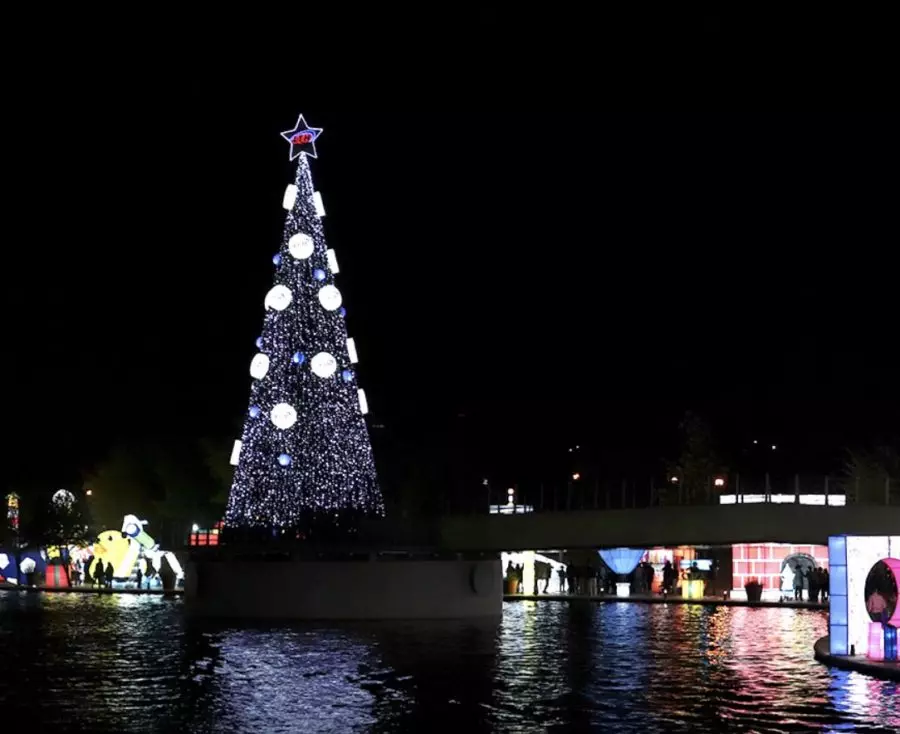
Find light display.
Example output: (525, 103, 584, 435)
(250, 353, 270, 379)
(599, 548, 645, 575)
(326, 249, 339, 273)
(52, 489, 76, 510)
(317, 284, 342, 311)
(5, 492, 19, 530)
(225, 115, 383, 530)
(280, 113, 323, 160)
(289, 233, 314, 260)
(282, 184, 298, 211)
(346, 338, 359, 364)
(310, 352, 337, 378)
(265, 284, 293, 311)
(270, 402, 298, 430)
(731, 542, 830, 600)
(829, 535, 900, 657)
(313, 191, 326, 217)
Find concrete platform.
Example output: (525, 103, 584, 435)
(1, 584, 182, 596)
(814, 635, 900, 681)
(505, 592, 828, 610)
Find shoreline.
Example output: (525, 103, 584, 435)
(1, 584, 183, 596)
(505, 592, 828, 610)
(814, 635, 900, 681)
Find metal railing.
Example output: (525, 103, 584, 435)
(471, 474, 896, 516)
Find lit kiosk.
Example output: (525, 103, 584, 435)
(185, 115, 500, 620)
(824, 535, 900, 669)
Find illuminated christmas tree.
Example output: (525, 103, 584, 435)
(225, 115, 384, 532)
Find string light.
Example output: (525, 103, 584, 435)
(225, 134, 383, 530)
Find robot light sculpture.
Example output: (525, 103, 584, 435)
(122, 515, 159, 551)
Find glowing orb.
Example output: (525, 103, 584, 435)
(270, 402, 298, 430)
(311, 352, 337, 378)
(318, 285, 342, 311)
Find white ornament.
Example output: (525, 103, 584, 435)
(270, 402, 298, 430)
(358, 388, 369, 415)
(311, 352, 337, 378)
(346, 337, 359, 364)
(313, 191, 326, 217)
(288, 233, 314, 260)
(318, 285, 342, 311)
(282, 184, 298, 210)
(0, 553, 9, 571)
(265, 285, 293, 311)
(229, 440, 242, 466)
(326, 249, 340, 274)
(250, 353, 270, 379)
(52, 489, 76, 509)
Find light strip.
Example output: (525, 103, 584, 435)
(357, 389, 369, 415)
(282, 184, 298, 211)
(229, 440, 242, 466)
(347, 337, 358, 364)
(326, 248, 340, 273)
(313, 191, 326, 217)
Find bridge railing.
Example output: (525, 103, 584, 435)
(467, 474, 897, 516)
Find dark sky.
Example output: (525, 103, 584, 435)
(4, 11, 897, 492)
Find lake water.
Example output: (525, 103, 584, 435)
(0, 591, 896, 732)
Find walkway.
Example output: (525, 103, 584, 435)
(505, 592, 828, 610)
(814, 635, 900, 681)
(1, 584, 182, 596)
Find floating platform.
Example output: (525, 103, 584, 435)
(185, 549, 502, 620)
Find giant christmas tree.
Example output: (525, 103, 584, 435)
(225, 115, 384, 532)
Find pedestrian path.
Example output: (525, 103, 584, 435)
(1, 583, 182, 596)
(505, 592, 827, 610)
(814, 635, 900, 681)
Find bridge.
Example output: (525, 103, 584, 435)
(437, 503, 900, 551)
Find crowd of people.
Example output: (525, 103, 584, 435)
(792, 565, 829, 602)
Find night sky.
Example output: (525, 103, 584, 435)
(4, 12, 897, 495)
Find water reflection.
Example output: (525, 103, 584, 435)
(0, 591, 897, 732)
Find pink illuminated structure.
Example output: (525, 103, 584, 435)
(731, 542, 829, 599)
(867, 622, 885, 661)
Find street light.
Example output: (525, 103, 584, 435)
(714, 477, 726, 488)
(191, 523, 200, 533)
(572, 472, 581, 481)
(85, 489, 93, 497)
(670, 476, 679, 484)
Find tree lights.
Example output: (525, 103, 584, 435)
(225, 115, 384, 531)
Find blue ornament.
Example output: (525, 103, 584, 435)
(272, 253, 282, 266)
(255, 336, 263, 349)
(338, 307, 346, 317)
(277, 453, 292, 467)
(313, 268, 326, 282)
(249, 405, 261, 418)
(292, 351, 305, 365)
(341, 370, 353, 383)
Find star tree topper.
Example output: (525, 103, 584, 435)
(280, 114, 323, 160)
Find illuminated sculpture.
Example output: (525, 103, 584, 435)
(828, 535, 900, 657)
(225, 113, 383, 531)
(599, 548, 645, 597)
(5, 492, 19, 531)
